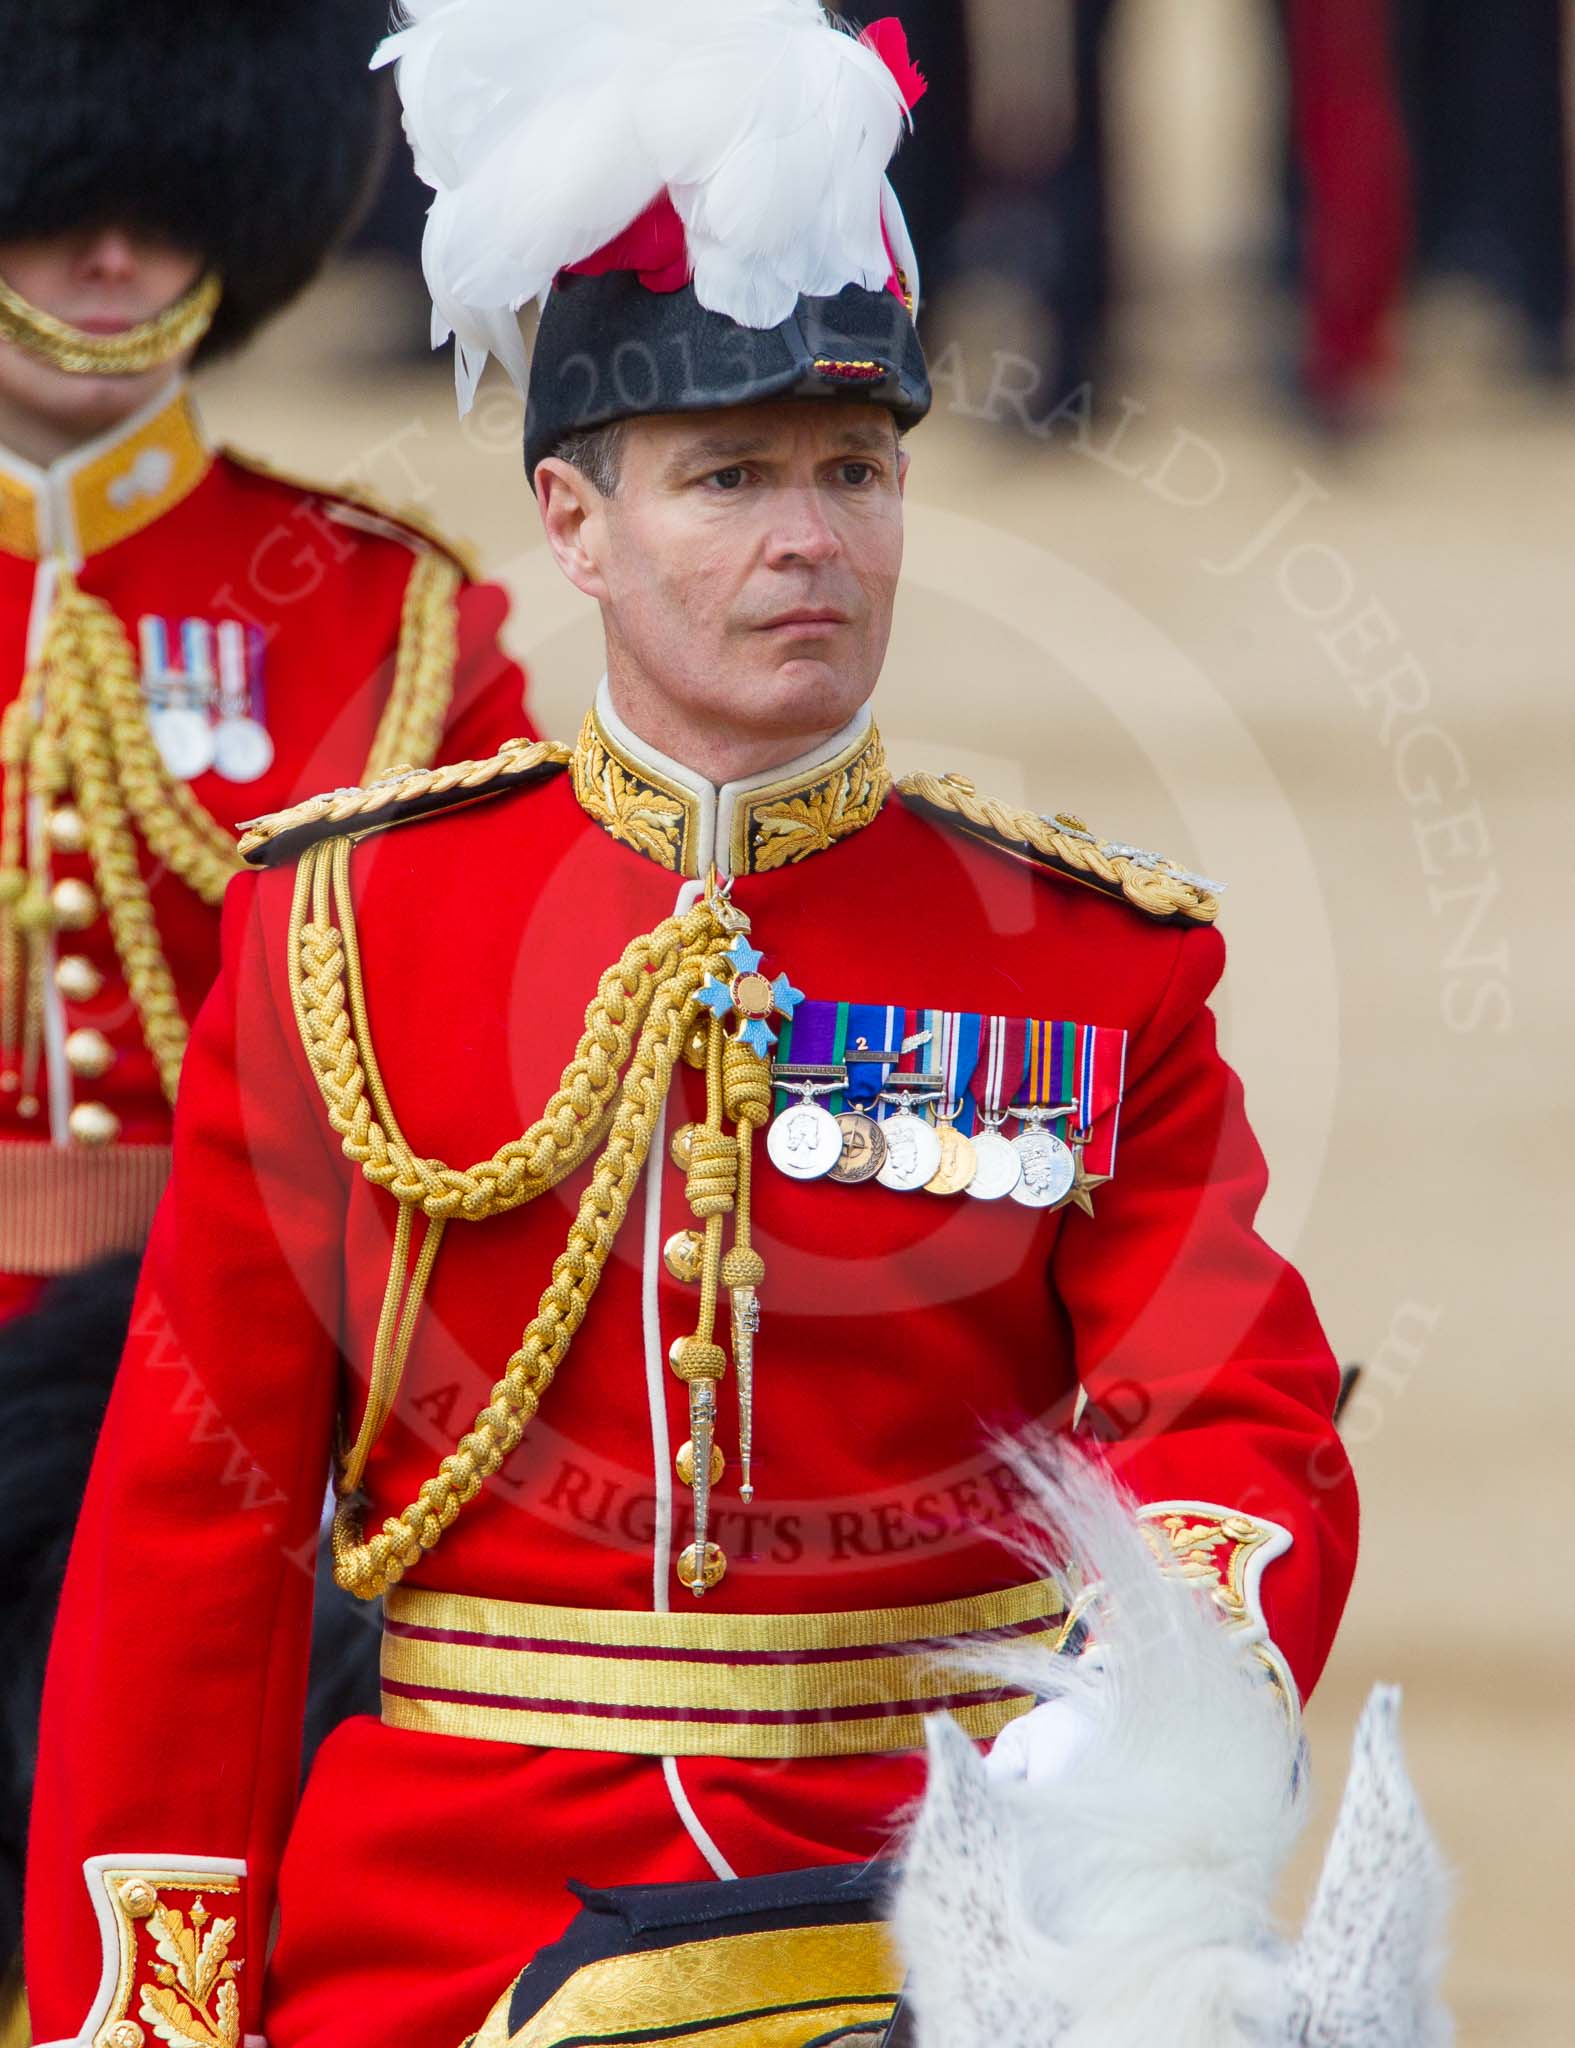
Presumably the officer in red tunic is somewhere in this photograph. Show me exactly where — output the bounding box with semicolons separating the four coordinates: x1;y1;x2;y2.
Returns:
26;8;1356;2046
0;0;535;1327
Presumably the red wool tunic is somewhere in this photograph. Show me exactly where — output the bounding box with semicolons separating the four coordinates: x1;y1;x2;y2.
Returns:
25;702;1357;2048
0;383;535;1323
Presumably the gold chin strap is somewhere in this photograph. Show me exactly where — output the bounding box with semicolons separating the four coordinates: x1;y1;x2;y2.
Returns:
289;838;773;1601
0;268;223;377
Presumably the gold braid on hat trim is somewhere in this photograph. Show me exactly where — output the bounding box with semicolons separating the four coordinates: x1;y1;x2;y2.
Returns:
0;555;468;1111
0;269;222;376
896;771;1222;924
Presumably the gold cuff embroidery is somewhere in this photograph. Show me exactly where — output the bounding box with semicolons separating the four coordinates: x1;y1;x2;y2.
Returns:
75;1858;247;2048
1137;1500;1300;1726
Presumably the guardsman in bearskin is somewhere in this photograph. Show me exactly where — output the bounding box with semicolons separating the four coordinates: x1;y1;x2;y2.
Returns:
26;6;1358;2045
0;0;536;1330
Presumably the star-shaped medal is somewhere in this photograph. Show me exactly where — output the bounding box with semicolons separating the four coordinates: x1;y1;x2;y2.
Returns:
1066;1135;1112;1218
696;933;805;1057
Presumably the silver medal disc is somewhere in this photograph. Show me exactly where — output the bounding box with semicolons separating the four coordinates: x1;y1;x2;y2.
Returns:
767;1100;845;1181
149;705;215;782
1009;1127;1076;1209
965;1128;1023;1201
212;716;275;785
876;1110;944;1193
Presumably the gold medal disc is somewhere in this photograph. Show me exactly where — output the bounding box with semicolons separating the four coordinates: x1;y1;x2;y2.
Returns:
924;1124;979;1196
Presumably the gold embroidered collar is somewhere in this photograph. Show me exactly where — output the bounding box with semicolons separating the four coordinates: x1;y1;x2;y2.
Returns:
572;685;889;878
0;383;212;564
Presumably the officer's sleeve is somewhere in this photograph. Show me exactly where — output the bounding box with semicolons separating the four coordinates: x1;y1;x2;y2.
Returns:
434;572;540;759
24;871;344;2048
1050;924;1358;1707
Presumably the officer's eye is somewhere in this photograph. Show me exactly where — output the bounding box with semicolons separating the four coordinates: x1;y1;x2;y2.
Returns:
839;461;878;487
708;466;748;491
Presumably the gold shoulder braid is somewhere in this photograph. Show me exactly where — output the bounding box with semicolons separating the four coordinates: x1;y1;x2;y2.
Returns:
284;835;770;1599
239;737;570;867
897;771;1223;925
221;446;481;581
0;549;475;1113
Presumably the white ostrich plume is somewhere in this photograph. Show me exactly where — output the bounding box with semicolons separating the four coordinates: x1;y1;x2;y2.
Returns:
375;0;916;410
894;1441;1454;2047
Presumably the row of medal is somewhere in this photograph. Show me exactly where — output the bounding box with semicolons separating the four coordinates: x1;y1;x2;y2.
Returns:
765;1059;1099;1208
138;615;275;786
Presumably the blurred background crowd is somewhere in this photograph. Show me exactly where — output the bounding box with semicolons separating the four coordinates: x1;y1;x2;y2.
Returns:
355;0;1573;432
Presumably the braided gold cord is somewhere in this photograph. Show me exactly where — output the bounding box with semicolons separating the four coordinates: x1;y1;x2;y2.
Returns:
281;832;737;1594
239;737;570;861
220;446;482;583
289;841;727;1224
361;553;464;784
0;269;222;377
64;586;243;905
46;595;189;1102
0;698;35;1073
897;770;1221;924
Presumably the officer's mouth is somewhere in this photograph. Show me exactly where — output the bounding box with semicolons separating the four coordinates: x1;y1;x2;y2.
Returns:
755;609;852;636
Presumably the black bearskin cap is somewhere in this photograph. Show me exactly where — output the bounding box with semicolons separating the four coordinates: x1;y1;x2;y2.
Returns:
0;0;392;360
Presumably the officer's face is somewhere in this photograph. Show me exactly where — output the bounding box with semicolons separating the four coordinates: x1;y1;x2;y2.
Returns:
0;229;205;464
539;401;908;775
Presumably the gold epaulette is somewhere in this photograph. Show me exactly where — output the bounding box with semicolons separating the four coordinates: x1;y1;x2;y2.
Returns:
896;771;1223;925
220;446;482;581
239;738;571;869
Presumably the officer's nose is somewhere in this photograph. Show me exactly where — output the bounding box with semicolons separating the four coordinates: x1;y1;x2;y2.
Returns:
763;488;842;569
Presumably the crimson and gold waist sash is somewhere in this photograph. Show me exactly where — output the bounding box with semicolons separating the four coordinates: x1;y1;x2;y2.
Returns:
381;1578;1066;1760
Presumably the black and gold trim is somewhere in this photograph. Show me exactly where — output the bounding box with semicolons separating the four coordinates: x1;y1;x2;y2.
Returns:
239;740;570;868
897;772;1223;925
462;1864;903;2048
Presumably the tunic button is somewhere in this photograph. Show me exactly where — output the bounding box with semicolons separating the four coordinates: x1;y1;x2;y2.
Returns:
55;953;104;1002
669;1122;703;1172
96;2023;146;2048
68;1101;121;1147
65;1027;116;1080
663;1228;706;1283
46;805;87;855
677;1542;727;1592
51;877;99;930
675;1438;726;1489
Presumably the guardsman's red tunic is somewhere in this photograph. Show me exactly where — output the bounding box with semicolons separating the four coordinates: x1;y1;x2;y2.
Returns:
25;693;1357;2048
0;383;534;1324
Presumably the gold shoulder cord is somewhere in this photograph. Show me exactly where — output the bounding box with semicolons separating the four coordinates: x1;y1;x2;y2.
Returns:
897;771;1221;924
288;836;768;1599
0;550;465;1109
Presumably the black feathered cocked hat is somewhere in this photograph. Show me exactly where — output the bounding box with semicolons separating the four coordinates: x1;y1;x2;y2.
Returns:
0;0;391;360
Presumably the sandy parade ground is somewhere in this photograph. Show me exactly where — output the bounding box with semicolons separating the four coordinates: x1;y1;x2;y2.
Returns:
191;14;1573;2027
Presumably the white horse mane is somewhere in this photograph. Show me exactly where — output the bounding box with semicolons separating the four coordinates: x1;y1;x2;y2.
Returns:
892;1443;1453;2047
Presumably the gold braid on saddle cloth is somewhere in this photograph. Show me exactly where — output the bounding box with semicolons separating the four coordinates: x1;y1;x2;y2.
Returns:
283;808;775;1600
0;554;467;1111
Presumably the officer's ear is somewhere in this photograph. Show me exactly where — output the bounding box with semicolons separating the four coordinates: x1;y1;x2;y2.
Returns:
535;456;612;603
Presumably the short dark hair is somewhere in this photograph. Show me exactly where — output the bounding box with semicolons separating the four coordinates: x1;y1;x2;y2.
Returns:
551;420;630;496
